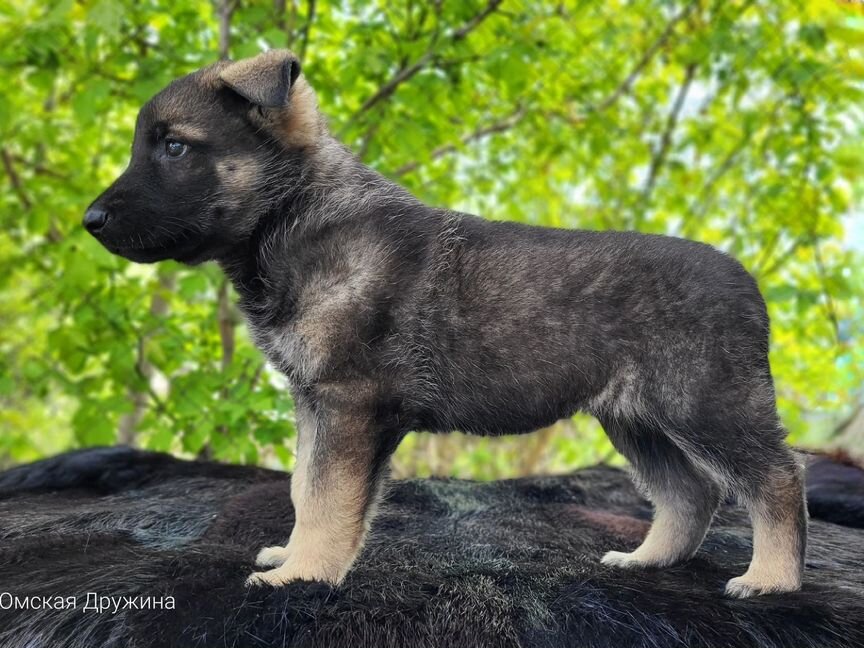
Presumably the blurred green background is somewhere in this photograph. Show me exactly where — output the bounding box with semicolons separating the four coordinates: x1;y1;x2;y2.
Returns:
0;0;862;478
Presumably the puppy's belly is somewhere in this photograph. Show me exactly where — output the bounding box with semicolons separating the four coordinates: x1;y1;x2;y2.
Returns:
418;389;586;436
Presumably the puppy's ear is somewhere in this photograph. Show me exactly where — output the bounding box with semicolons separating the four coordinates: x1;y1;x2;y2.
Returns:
219;50;302;109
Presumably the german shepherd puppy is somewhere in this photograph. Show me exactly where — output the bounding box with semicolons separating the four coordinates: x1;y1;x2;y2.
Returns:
84;50;806;598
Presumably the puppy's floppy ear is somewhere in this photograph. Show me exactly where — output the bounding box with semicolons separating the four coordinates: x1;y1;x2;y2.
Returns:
219;50;302;109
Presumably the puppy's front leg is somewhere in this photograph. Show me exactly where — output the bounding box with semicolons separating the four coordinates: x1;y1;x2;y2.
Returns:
247;391;396;587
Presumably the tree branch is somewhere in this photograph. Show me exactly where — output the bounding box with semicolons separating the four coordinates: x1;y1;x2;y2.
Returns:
639;63;696;214
218;0;237;61
389;0;697;172
8;153;68;180
391;104;587;176
758;236;806;278
686;96;786;228
451;0;502;40
812;237;842;346
298;0;316;60
756;130;817;278
1;148;32;210
834;405;862;439
348;0;502;122
392;105;526;176
356;122;381;162
589;0;697;114
119;274;175;444
218;279;236;372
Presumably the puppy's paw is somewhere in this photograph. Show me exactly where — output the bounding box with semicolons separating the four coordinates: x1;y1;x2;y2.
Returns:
255;545;291;568
246;567;293;588
724;576;761;599
245;556;343;588
724;573;801;599
601;550;649;569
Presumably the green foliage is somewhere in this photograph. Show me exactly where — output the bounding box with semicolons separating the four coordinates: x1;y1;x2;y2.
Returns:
0;0;861;476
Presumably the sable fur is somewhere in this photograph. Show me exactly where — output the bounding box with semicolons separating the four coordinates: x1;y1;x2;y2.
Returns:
0;448;862;648
84;50;806;596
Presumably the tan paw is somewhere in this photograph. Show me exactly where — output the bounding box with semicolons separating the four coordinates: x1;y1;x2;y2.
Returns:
245;556;343;588
724;573;801;598
246;567;294;588
255;545;291;568
601;550;649;569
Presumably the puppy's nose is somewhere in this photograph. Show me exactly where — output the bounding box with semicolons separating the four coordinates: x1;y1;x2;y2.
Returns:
83;207;110;234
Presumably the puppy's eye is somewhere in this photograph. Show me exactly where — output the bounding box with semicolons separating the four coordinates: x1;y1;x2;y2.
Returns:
165;139;189;159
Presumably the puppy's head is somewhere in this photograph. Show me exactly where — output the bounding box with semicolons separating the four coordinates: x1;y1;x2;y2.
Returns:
84;50;322;265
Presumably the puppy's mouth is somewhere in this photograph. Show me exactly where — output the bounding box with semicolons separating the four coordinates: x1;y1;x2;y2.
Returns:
104;227;204;264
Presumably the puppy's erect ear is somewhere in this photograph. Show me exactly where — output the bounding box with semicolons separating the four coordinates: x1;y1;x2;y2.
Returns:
218;50;302;109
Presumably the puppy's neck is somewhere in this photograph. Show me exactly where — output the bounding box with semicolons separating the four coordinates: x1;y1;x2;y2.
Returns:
215;74;425;315
215;142;407;302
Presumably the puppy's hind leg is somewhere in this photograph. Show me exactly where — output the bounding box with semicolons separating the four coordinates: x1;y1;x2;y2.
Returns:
724;446;806;598
600;421;722;569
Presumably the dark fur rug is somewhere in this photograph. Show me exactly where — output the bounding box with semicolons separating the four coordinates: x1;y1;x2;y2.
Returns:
0;448;862;648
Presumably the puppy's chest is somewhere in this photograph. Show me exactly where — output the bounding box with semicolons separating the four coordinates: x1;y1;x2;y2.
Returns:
246;317;320;383
244;297;362;384
241;264;386;383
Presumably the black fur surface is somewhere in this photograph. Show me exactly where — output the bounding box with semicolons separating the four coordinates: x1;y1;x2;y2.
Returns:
0;448;861;648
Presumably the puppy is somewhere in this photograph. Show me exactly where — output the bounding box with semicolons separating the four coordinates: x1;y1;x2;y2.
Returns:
84;50;806;598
